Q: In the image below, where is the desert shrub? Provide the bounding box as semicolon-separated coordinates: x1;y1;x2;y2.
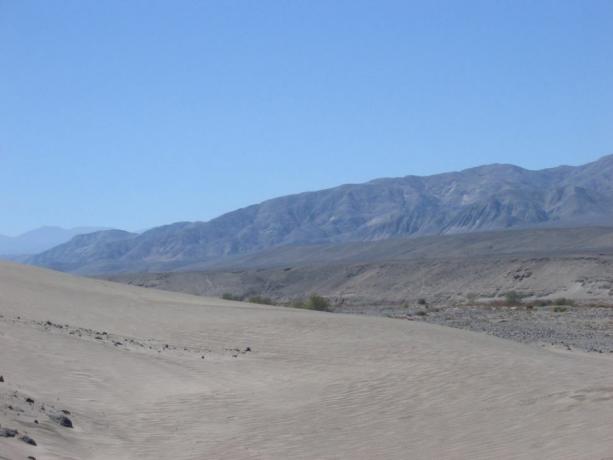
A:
287;294;331;311
247;295;275;305
417;298;427;305
222;293;242;301
503;291;523;306
415;310;428;316
289;298;306;308
306;294;331;311
553;297;574;307
465;292;478;304
552;306;568;313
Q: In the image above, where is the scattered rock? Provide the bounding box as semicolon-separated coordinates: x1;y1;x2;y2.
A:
20;435;37;446
0;427;18;437
25;397;35;404
244;347;251;352
49;413;73;428
0;375;4;382
28;456;36;460
61;409;71;415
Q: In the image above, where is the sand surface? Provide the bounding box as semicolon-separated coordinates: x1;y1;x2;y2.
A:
1;262;612;459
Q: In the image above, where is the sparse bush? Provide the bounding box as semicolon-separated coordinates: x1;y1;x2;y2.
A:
306;294;331;311
415;310;428;316
553;297;575;307
465;293;478;304
503;291;522;306
287;294;331;311
417;298;427;306
289;298;306;308
247;295;275;306
552;306;568;313
222;293;242;301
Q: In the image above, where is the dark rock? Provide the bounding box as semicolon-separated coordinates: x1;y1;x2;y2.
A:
0;427;18;437
61;409;71;415
244;347;251;352
25;397;35;404
20;435;37;446
28;456;36;460
0;375;4;382
49;413;73;428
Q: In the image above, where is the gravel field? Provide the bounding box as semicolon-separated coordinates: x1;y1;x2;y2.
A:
336;304;613;353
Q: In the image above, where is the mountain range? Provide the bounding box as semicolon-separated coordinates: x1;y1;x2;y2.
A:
27;154;613;274
0;226;108;256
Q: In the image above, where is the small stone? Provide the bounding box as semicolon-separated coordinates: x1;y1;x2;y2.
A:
0;375;4;382
50;413;73;428
28;456;36;460
25;397;35;404
20;434;37;446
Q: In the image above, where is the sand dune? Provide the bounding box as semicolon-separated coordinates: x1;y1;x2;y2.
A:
1;261;612;459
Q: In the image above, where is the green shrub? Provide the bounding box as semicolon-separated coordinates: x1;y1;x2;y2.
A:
503;291;522;306
247;295;275;305
289;298;306;308
552;306;568;313
553;297;574;306
222;293;242;301
306;294;331;311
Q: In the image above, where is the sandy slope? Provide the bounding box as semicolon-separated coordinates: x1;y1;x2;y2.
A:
1;262;612;459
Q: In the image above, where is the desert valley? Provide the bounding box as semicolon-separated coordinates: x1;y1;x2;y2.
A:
3;2;613;457
2;156;613;459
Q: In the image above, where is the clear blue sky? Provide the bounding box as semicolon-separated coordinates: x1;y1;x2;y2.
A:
1;0;612;235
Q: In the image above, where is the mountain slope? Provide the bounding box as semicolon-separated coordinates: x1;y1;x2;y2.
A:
28;154;613;274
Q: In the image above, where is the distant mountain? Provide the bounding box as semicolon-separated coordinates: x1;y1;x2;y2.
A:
28;154;613;274
0;226;110;256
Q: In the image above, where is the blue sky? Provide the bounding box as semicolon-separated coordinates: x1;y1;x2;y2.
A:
1;0;612;235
